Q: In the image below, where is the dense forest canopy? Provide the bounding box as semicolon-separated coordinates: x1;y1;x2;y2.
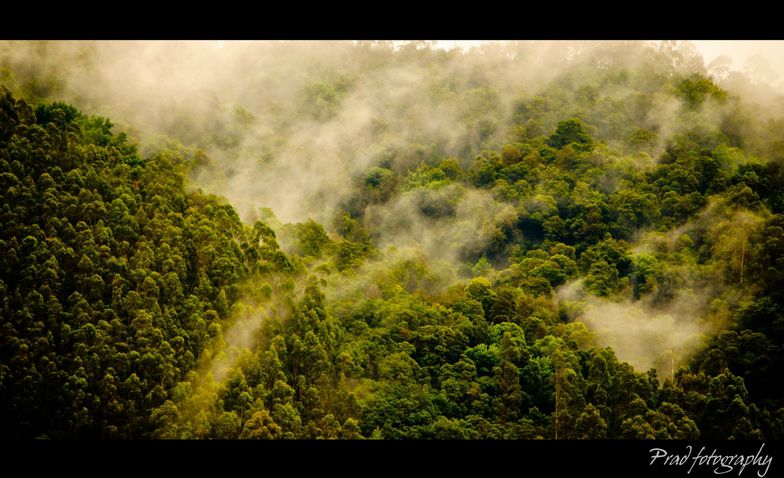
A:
1;40;784;439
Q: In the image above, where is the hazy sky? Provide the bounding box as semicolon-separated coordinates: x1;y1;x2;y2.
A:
691;40;784;66
436;40;784;90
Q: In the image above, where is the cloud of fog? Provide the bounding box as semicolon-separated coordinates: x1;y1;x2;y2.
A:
2;40;776;357
694;40;784;89
560;199;766;377
561;281;711;376
318;186;518;306
4;39;782;421
163;273;295;434
366;185;517;265
5;40;766;228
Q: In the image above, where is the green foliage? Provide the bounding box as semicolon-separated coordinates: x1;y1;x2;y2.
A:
294;219;330;258
303;76;353;121
675;75;728;109
0;91;290;438
35;101;80;127
1;40;783;440
547;118;594;151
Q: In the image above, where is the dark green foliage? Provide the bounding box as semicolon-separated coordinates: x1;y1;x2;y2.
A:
1;40;783;441
0;90;287;438
294;219;330;258
547;119;594;151
676;75;728;109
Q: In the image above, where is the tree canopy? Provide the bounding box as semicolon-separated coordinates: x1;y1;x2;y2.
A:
2;41;784;439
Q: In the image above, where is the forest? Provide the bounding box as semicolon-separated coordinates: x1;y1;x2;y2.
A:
1;40;783;439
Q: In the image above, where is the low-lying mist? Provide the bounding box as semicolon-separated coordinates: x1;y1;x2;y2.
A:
4;40;780;230
559;280;713;375
2;39;780;383
558;198;768;376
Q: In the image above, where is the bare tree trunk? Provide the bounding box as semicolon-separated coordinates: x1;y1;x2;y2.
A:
554;367;559;440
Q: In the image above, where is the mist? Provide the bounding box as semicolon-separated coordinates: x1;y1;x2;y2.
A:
4;39;784;440
3;40;780;379
559;197;767;377
4;39;775;350
5;40;771;228
559;280;712;375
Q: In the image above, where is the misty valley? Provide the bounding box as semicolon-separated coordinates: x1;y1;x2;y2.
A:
1;40;783;439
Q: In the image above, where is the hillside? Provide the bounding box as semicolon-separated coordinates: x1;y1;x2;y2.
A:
1;40;783;439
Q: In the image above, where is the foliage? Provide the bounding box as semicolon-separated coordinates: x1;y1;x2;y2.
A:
2;41;784;439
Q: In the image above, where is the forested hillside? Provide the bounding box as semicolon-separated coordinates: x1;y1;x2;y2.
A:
1;41;783;439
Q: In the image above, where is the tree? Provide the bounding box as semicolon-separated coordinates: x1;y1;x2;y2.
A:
574;404;607;439
240;410;282;439
547;119;594;151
